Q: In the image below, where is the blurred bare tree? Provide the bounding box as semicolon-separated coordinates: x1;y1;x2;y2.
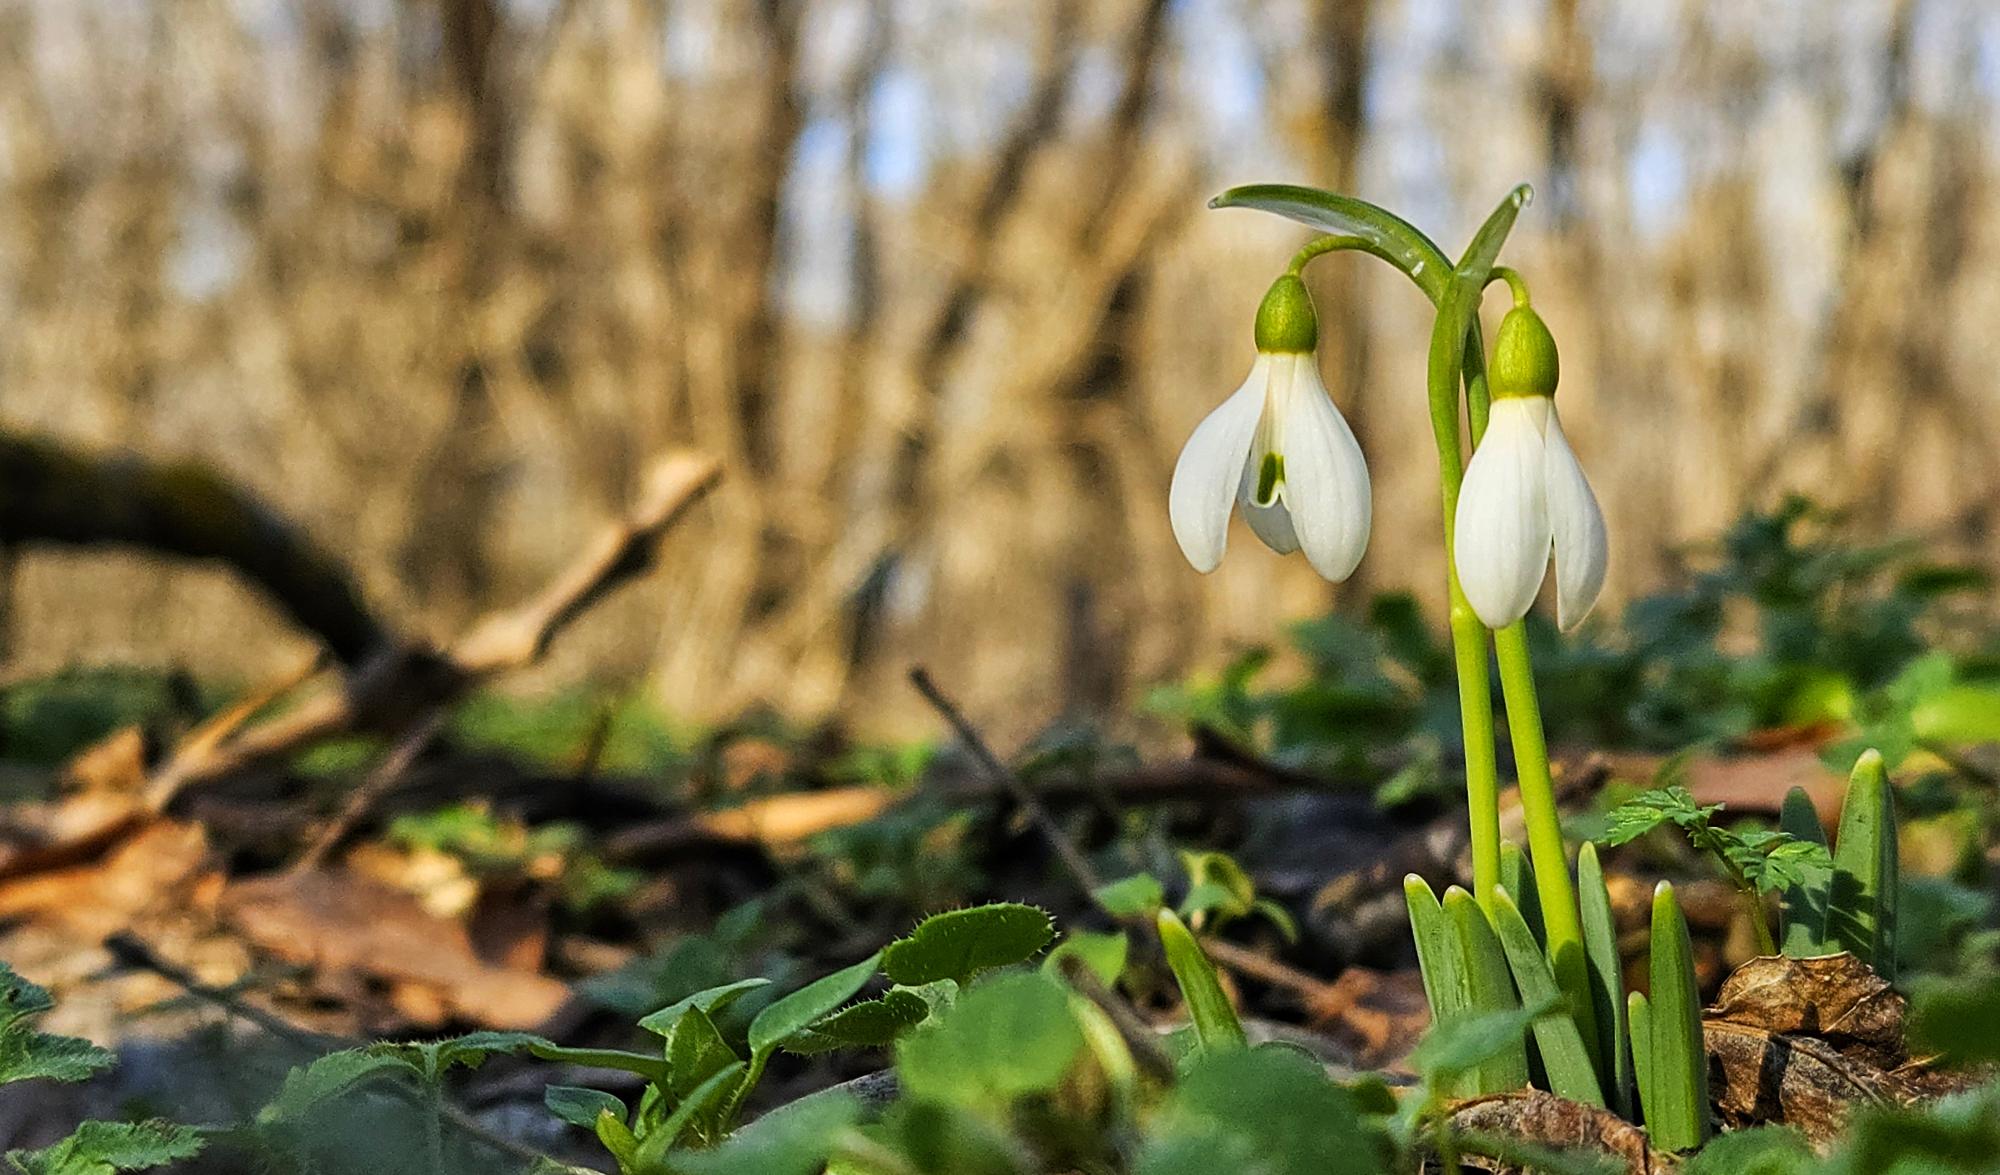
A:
1;0;1997;734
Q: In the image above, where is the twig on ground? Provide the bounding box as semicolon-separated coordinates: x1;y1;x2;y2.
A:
907;666;1106;894
906;665;1350;1019
1200;937;1343;1002
290;710;450;874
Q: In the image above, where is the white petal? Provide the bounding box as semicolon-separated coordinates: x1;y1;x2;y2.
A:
1169;358;1269;572
1543;410;1608;630
1278;357;1371;581
1453;397;1553;628
1238;493;1301;553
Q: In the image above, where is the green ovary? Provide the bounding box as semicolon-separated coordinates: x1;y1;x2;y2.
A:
1255;453;1284;505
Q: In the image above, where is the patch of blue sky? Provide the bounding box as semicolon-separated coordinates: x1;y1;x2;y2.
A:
167;201;250;303
1172;0;1264;149
779;116;857;329
1625;120;1687;244
865;66;928;197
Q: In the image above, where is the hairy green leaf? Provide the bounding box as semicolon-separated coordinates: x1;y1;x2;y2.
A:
783;989;931;1055
5;1121;204;1175
882;905;1053;986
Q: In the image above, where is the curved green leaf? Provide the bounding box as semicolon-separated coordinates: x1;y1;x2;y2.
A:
748;952;882;1058
1207;185;1450;301
1155;909;1245;1055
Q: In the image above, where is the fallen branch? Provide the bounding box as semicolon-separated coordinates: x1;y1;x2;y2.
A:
143;452;721;809
0;434;390;663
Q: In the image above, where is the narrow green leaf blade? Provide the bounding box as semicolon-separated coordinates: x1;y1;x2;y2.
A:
1498;841;1545;951
1830;749;1898;976
1404;875;1468;1026
1646;882;1709;1151
1488;892;1605;1107
1443;887;1529;1094
1627;991;1654;1130
1577;842;1631;1117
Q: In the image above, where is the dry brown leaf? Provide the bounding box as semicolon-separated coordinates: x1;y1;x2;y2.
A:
695;786;899;844
1449;1090;1672;1173
0;821;211;939
0;793;151;881
1707;954;1907;1067
221;867;567;1029
1304;966;1430;1067
1703;1020;1912;1145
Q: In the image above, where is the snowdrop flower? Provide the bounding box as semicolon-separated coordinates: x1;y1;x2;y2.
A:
1169;275;1371;581
1453;303;1607;631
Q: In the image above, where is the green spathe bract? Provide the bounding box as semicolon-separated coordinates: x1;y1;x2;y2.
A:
1252;272;1318;353
1490;304;1559;400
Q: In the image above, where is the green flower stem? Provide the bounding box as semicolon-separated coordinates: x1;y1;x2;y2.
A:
1220;186;1507;909
1491;621;1592;1042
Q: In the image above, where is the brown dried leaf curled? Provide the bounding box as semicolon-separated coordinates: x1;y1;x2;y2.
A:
1706;953;1906;1068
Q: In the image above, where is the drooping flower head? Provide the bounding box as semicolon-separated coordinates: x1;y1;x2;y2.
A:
1169;274;1371;582
1452;302;1607;631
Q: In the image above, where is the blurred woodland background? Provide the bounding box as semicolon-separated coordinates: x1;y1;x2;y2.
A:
2;0;1998;734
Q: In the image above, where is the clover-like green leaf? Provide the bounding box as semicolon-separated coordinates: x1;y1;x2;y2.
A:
896;971;1083;1110
1093;874;1165;919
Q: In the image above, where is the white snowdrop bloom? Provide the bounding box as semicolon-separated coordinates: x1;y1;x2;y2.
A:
1169;276;1371;582
1452;305;1607;631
